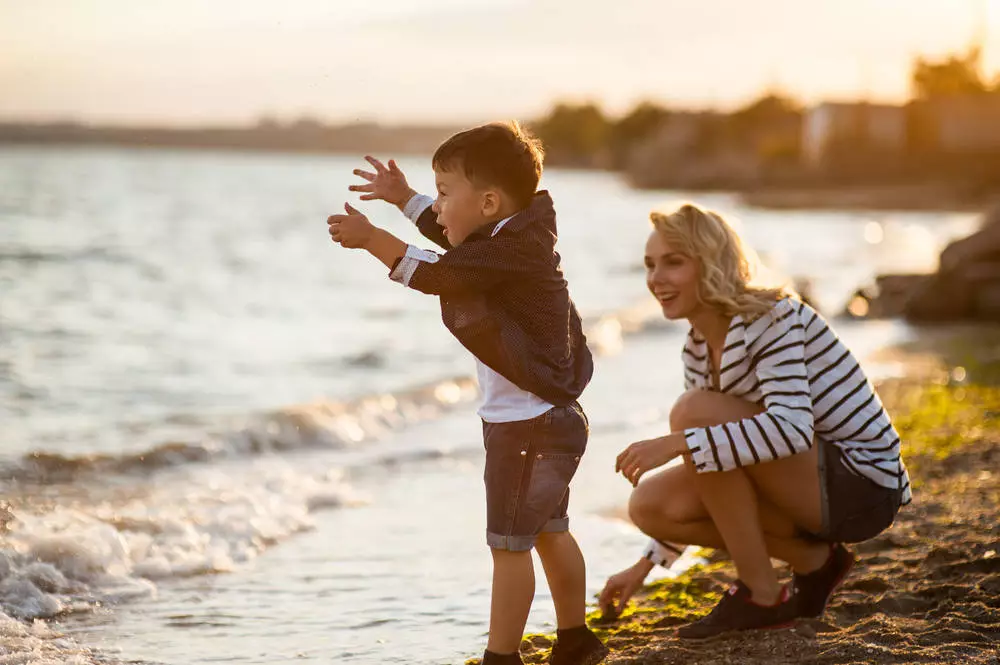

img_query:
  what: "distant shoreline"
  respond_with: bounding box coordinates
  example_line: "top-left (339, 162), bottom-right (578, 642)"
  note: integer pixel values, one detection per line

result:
top-left (738, 184), bottom-right (997, 212)
top-left (3, 135), bottom-right (994, 213)
top-left (0, 121), bottom-right (461, 158)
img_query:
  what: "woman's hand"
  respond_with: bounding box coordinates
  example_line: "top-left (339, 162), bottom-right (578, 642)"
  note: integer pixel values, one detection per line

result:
top-left (598, 558), bottom-right (654, 619)
top-left (615, 433), bottom-right (686, 486)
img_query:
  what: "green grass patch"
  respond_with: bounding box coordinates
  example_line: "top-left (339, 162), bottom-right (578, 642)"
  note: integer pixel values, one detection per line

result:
top-left (507, 563), bottom-right (727, 664)
top-left (587, 565), bottom-right (724, 639)
top-left (885, 326), bottom-right (1000, 481)
top-left (894, 383), bottom-right (1000, 464)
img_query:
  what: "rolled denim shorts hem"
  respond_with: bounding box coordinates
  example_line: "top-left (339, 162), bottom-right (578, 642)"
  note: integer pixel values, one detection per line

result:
top-left (541, 516), bottom-right (569, 533)
top-left (487, 532), bottom-right (537, 552)
top-left (486, 517), bottom-right (570, 551)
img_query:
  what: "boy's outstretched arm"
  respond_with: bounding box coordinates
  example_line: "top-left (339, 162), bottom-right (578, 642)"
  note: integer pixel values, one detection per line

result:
top-left (328, 203), bottom-right (407, 269)
top-left (328, 202), bottom-right (539, 297)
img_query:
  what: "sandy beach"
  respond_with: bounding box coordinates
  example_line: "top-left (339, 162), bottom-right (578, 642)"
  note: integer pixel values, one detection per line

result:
top-left (510, 326), bottom-right (1000, 665)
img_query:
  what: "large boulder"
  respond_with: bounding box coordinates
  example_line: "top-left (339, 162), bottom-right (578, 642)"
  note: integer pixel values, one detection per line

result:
top-left (905, 205), bottom-right (1000, 321)
top-left (903, 273), bottom-right (979, 320)
top-left (848, 274), bottom-right (930, 318)
top-left (847, 204), bottom-right (1000, 321)
top-left (938, 205), bottom-right (1000, 273)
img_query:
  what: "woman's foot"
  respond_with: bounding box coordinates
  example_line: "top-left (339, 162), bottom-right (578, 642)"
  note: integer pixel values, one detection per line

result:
top-left (792, 543), bottom-right (855, 618)
top-left (676, 580), bottom-right (798, 640)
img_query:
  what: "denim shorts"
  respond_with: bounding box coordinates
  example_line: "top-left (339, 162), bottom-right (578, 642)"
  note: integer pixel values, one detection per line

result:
top-left (809, 438), bottom-right (904, 544)
top-left (482, 403), bottom-right (589, 551)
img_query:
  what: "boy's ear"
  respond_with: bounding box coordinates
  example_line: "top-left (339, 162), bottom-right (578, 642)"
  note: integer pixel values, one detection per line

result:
top-left (480, 189), bottom-right (501, 218)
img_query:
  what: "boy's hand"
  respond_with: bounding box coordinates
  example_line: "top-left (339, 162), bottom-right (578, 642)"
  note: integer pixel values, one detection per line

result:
top-left (349, 156), bottom-right (416, 210)
top-left (328, 203), bottom-right (375, 249)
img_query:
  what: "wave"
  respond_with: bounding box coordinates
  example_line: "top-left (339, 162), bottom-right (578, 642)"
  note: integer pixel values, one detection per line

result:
top-left (0, 609), bottom-right (110, 664)
top-left (0, 460), bottom-right (359, 622)
top-left (4, 296), bottom-right (679, 489)
top-left (6, 376), bottom-right (480, 484)
top-left (0, 246), bottom-right (126, 266)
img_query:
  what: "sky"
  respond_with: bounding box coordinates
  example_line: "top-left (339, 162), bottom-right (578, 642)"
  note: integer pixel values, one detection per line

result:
top-left (1, 0), bottom-right (998, 126)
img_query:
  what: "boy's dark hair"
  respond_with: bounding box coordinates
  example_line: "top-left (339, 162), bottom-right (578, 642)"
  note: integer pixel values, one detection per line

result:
top-left (432, 121), bottom-right (544, 209)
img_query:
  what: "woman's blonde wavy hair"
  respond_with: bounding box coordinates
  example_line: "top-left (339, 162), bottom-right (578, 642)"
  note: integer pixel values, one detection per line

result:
top-left (650, 203), bottom-right (792, 321)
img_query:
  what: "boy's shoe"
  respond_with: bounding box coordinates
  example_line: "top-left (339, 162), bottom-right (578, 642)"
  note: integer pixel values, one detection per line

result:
top-left (792, 542), bottom-right (855, 618)
top-left (549, 626), bottom-right (608, 665)
top-left (481, 650), bottom-right (523, 665)
top-left (675, 580), bottom-right (797, 640)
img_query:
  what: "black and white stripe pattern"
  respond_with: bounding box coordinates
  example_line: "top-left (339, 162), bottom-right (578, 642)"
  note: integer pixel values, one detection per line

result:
top-left (682, 297), bottom-right (911, 504)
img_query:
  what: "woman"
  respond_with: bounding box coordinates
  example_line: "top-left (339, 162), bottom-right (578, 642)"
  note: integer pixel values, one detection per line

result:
top-left (600, 203), bottom-right (910, 639)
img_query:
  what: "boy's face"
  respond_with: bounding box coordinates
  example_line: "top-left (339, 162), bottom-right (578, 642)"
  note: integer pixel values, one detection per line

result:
top-left (431, 167), bottom-right (500, 245)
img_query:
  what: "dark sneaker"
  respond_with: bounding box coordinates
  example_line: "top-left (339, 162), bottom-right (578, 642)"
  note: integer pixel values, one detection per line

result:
top-left (549, 626), bottom-right (609, 665)
top-left (481, 650), bottom-right (523, 665)
top-left (793, 542), bottom-right (855, 618)
top-left (676, 580), bottom-right (797, 640)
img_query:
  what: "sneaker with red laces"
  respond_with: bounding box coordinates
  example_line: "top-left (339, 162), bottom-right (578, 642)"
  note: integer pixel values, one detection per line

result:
top-left (676, 580), bottom-right (798, 640)
top-left (793, 542), bottom-right (855, 618)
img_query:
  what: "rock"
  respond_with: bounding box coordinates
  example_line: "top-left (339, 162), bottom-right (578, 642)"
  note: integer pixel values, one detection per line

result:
top-left (850, 204), bottom-right (1000, 321)
top-left (903, 273), bottom-right (977, 320)
top-left (938, 205), bottom-right (1000, 273)
top-left (970, 268), bottom-right (1000, 319)
top-left (876, 274), bottom-right (932, 318)
top-left (844, 275), bottom-right (929, 319)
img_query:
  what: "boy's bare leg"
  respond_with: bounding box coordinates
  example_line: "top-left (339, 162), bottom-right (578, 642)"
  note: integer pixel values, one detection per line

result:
top-left (488, 549), bottom-right (535, 654)
top-left (535, 531), bottom-right (587, 629)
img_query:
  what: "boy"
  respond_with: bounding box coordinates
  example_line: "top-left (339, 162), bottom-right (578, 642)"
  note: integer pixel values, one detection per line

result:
top-left (327, 122), bottom-right (607, 665)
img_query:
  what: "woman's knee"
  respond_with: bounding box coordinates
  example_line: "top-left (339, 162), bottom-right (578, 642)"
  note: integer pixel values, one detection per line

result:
top-left (626, 469), bottom-right (702, 533)
top-left (669, 390), bottom-right (711, 430)
top-left (627, 485), bottom-right (660, 532)
top-left (669, 389), bottom-right (763, 431)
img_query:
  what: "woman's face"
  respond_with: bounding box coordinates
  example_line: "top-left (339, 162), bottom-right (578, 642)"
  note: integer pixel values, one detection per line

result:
top-left (645, 230), bottom-right (702, 320)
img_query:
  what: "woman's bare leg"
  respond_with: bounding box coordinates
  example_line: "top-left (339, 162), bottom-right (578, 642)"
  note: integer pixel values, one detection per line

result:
top-left (628, 390), bottom-right (830, 604)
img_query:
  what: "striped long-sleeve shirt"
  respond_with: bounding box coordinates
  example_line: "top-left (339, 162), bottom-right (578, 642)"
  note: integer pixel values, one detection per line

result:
top-left (643, 297), bottom-right (911, 567)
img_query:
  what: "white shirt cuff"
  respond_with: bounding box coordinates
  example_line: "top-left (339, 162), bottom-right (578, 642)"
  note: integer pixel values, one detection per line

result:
top-left (642, 539), bottom-right (683, 567)
top-left (389, 244), bottom-right (440, 287)
top-left (402, 193), bottom-right (435, 224)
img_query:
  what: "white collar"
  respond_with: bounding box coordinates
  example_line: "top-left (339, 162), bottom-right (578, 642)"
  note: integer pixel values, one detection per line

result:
top-left (491, 214), bottom-right (516, 237)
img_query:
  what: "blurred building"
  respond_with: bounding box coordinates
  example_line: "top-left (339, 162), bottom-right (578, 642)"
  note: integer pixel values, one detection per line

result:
top-left (803, 95), bottom-right (1000, 184)
top-left (909, 95), bottom-right (1000, 153)
top-left (802, 103), bottom-right (907, 169)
